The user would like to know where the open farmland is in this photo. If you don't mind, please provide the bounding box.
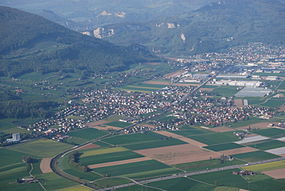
[148,177,215,191]
[57,185,92,191]
[102,132,187,149]
[8,139,72,158]
[247,140,285,150]
[204,143,244,151]
[93,160,170,177]
[175,158,244,172]
[190,131,241,145]
[68,128,108,141]
[253,128,285,138]
[135,144,221,165]
[243,160,285,172]
[0,148,27,166]
[262,168,285,179]
[155,131,207,147]
[79,151,144,166]
[235,135,269,144]
[81,147,128,157]
[266,146,285,155]
[104,121,132,128]
[233,151,280,162]
[191,169,285,191]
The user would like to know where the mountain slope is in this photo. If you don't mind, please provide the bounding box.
[93,0,285,55]
[0,6,155,77]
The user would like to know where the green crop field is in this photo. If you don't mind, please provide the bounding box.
[68,128,108,141]
[92,177,131,189]
[233,151,280,162]
[59,153,102,181]
[93,160,170,177]
[253,128,285,138]
[204,143,244,151]
[8,139,72,158]
[38,172,77,191]
[104,121,132,128]
[103,132,174,145]
[192,169,285,191]
[79,151,144,166]
[212,86,239,97]
[175,159,244,172]
[148,177,215,191]
[247,140,285,150]
[123,168,181,179]
[0,148,27,167]
[262,98,285,108]
[227,118,265,128]
[0,163,43,191]
[124,138,186,150]
[81,147,128,157]
[190,131,241,145]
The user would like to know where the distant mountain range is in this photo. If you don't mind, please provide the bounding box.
[90,0,285,55]
[0,6,156,77]
[0,0,216,30]
[0,0,284,57]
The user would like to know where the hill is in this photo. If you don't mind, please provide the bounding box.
[91,0,285,55]
[0,6,156,77]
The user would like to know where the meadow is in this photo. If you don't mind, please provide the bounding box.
[8,139,72,158]
[68,128,108,141]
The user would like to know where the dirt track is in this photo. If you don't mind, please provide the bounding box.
[40,158,52,173]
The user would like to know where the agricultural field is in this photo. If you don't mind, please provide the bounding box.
[242,160,285,172]
[104,121,132,128]
[246,140,285,150]
[204,143,245,151]
[253,128,285,138]
[173,126,210,136]
[233,151,280,162]
[190,131,241,145]
[79,151,144,166]
[175,158,244,172]
[211,86,239,97]
[91,177,131,189]
[148,177,215,191]
[102,132,187,150]
[7,138,72,158]
[191,169,285,191]
[92,160,170,177]
[68,128,108,141]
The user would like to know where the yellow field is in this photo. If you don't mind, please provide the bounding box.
[242,160,285,172]
[81,147,128,157]
[56,185,92,191]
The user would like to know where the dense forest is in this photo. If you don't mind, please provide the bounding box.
[0,6,157,77]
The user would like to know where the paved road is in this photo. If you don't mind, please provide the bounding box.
[96,157,285,191]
